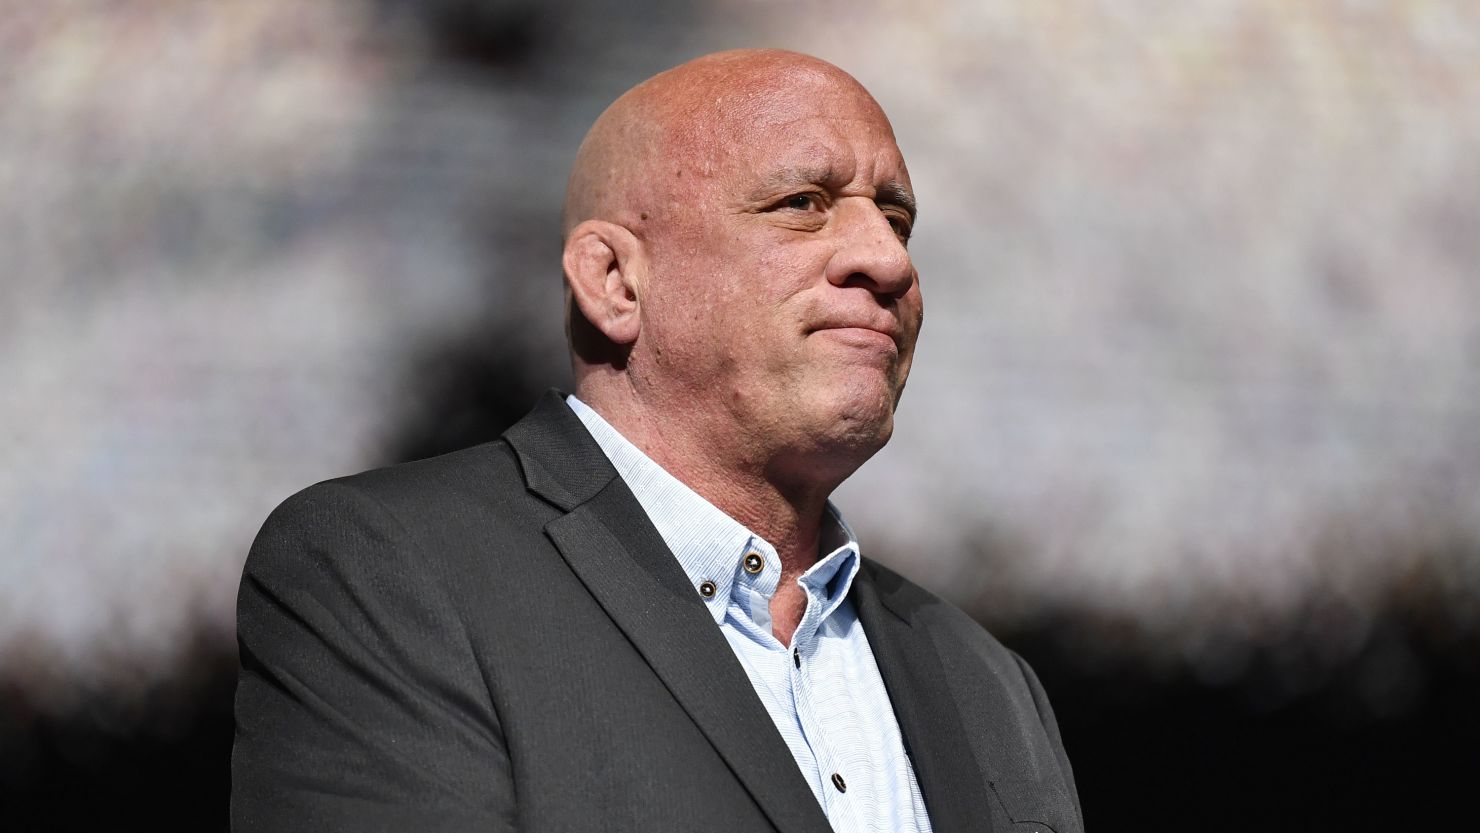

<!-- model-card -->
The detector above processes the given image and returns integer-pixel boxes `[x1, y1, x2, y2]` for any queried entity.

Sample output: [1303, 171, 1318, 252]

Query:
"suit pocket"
[989, 778, 1082, 833]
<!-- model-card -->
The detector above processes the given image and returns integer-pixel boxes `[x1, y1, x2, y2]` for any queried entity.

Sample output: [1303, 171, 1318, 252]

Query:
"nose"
[824, 199, 916, 299]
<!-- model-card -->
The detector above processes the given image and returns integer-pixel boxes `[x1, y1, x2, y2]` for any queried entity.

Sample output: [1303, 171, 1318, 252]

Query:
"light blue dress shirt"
[567, 395, 933, 833]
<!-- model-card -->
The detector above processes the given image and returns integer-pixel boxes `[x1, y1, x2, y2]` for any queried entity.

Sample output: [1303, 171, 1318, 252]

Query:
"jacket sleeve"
[232, 481, 515, 833]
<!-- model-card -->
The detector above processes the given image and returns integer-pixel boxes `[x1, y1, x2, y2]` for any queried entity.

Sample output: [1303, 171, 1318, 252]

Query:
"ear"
[562, 220, 645, 347]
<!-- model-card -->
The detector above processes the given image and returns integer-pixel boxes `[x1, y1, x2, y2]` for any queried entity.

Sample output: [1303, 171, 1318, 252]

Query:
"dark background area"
[5, 595, 1477, 831]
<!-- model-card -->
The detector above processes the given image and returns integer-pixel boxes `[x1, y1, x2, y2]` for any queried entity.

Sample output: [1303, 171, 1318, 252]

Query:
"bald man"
[233, 50, 1082, 833]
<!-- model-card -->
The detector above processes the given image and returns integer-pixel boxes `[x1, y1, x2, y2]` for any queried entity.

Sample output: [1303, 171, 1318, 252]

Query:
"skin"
[562, 49, 922, 645]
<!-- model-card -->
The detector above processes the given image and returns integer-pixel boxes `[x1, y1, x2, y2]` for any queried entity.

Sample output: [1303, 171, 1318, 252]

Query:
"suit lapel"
[505, 393, 832, 833]
[854, 562, 996, 833]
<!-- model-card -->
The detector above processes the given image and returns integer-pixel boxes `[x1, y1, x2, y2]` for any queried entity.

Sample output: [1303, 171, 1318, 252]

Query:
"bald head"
[561, 49, 889, 238]
[561, 48, 920, 491]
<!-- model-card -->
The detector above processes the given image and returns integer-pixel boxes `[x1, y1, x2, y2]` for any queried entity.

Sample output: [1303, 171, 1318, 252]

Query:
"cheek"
[643, 265, 746, 369]
[902, 280, 925, 333]
[754, 234, 823, 280]
[646, 224, 819, 359]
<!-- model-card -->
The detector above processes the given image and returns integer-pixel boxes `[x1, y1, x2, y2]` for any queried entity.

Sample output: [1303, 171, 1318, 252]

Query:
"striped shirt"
[568, 396, 933, 833]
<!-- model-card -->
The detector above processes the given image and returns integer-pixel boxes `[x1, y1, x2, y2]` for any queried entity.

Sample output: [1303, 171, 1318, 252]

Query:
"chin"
[809, 380, 899, 453]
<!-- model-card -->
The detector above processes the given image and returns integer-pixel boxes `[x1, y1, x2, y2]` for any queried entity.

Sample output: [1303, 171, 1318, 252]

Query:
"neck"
[575, 375, 846, 577]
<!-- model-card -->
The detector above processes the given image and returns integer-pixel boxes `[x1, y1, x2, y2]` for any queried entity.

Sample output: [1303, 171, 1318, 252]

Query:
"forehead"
[703, 78, 909, 186]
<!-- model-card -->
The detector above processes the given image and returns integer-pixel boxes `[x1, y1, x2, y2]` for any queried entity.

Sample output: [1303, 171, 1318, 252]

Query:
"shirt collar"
[566, 395, 862, 626]
[800, 509, 863, 625]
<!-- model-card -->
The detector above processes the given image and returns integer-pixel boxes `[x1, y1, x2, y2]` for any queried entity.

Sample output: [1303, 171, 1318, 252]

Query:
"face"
[634, 67, 923, 474]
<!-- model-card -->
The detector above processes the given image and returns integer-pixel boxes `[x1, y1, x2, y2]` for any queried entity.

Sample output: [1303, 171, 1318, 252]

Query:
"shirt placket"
[789, 582, 859, 828]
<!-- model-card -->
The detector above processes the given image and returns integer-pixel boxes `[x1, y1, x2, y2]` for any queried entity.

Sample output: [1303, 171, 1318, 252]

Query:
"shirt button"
[743, 551, 764, 574]
[830, 772, 847, 793]
[698, 580, 717, 598]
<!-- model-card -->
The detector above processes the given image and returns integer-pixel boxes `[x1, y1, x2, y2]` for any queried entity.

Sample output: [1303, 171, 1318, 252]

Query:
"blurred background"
[3, 1, 1477, 830]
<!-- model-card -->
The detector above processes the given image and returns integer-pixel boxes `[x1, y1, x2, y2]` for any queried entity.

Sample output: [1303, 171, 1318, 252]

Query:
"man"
[233, 49, 1082, 833]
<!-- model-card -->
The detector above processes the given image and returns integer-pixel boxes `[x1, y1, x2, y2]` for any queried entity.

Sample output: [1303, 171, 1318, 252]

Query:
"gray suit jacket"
[232, 392, 1083, 832]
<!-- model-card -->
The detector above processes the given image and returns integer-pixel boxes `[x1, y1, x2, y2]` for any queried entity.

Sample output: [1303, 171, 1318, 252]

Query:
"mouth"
[810, 324, 901, 352]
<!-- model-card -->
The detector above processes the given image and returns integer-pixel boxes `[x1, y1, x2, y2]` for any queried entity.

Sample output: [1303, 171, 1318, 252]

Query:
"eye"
[886, 212, 913, 242]
[779, 192, 824, 212]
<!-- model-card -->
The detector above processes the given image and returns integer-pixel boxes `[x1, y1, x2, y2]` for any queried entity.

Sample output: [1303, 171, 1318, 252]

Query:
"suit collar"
[564, 393, 764, 625]
[502, 389, 617, 510]
[502, 391, 834, 833]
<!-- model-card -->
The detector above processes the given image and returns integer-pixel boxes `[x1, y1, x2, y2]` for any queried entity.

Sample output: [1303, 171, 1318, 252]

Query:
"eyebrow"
[753, 165, 918, 222]
[877, 180, 917, 223]
[753, 164, 835, 196]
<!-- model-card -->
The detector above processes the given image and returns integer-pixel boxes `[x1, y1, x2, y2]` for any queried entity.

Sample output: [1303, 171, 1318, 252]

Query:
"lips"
[808, 321, 903, 354]
[809, 318, 902, 347]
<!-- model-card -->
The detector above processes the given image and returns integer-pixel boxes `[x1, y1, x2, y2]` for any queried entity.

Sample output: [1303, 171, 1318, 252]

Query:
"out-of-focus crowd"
[3, 0, 1477, 722]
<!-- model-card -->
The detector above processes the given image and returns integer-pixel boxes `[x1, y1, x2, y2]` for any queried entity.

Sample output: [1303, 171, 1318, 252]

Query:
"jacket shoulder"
[246, 439, 558, 597]
[273, 438, 551, 534]
[323, 440, 530, 519]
